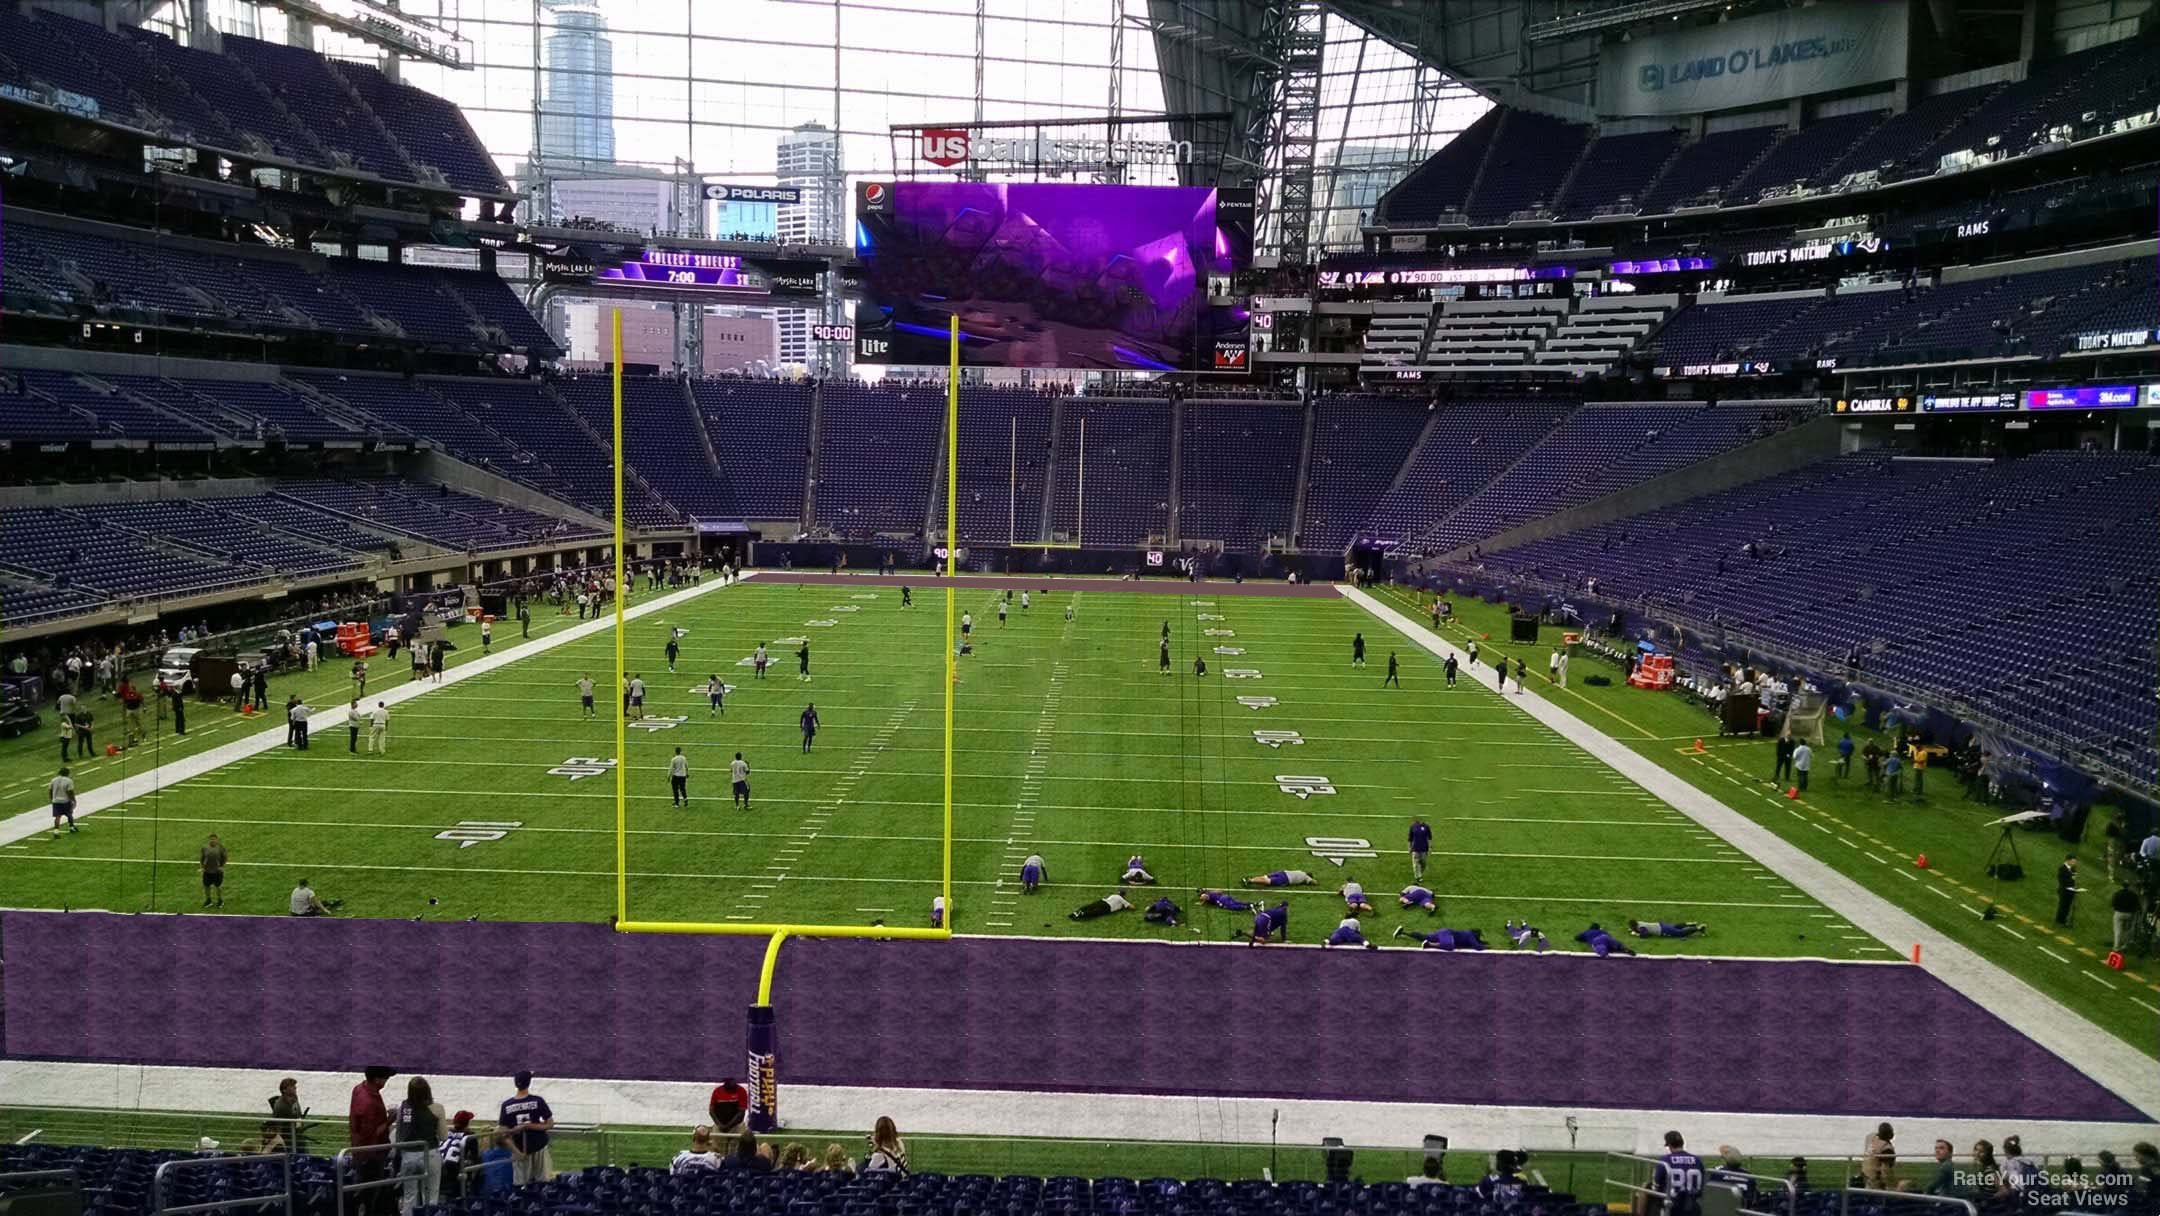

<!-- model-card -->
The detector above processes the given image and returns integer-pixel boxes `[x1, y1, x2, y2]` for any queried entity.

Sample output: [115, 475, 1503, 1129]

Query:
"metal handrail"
[151, 1153, 293, 1216]
[333, 1140, 428, 1216]
[1838, 1186, 1977, 1216]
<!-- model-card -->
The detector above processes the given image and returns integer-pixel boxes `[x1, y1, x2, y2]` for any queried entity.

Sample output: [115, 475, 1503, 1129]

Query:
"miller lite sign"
[920, 128, 971, 167]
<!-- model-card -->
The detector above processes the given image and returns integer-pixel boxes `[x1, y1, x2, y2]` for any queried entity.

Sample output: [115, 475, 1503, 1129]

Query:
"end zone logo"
[920, 128, 971, 167]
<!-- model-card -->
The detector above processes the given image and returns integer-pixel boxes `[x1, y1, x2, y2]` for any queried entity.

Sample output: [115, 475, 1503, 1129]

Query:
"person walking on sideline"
[2112, 884, 2141, 952]
[49, 767, 77, 837]
[670, 747, 690, 807]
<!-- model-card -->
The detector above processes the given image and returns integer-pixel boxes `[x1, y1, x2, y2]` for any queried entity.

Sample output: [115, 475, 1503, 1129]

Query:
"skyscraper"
[539, 0, 614, 166]
[774, 122, 840, 365]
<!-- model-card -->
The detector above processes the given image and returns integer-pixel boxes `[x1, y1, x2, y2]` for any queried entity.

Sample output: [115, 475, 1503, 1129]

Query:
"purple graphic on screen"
[859, 182, 1225, 370]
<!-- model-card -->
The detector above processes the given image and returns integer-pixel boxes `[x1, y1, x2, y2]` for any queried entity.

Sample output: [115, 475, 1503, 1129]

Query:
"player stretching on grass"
[1120, 855, 1158, 885]
[1244, 869, 1315, 888]
[1399, 885, 1437, 913]
[1234, 902, 1290, 945]
[1575, 923, 1638, 956]
[1505, 920, 1550, 951]
[1197, 888, 1253, 911]
[1323, 916, 1377, 949]
[1395, 926, 1488, 950]
[1068, 889, 1134, 920]
[1020, 854, 1047, 894]
[1339, 879, 1376, 916]
[1629, 918, 1708, 939]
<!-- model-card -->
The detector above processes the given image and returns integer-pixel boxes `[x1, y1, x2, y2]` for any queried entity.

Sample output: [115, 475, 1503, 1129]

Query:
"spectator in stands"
[778, 1144, 811, 1172]
[394, 1076, 445, 1216]
[721, 1132, 772, 1173]
[863, 1117, 909, 1174]
[708, 1078, 749, 1134]
[348, 1067, 395, 1215]
[438, 1112, 481, 1200]
[1924, 1140, 1957, 1196]
[478, 1133, 514, 1195]
[1862, 1123, 1896, 1191]
[1406, 1157, 1446, 1187]
[671, 1126, 723, 1173]
[820, 1144, 856, 1176]
[269, 1078, 305, 1153]
[2002, 1136, 2040, 1193]
[499, 1071, 556, 1184]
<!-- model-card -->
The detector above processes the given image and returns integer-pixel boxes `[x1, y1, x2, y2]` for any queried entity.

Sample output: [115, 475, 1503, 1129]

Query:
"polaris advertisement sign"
[1598, 0, 1910, 117]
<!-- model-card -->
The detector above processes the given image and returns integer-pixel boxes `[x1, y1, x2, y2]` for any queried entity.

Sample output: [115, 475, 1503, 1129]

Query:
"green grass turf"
[0, 578, 1877, 963]
[1364, 582, 2160, 1056]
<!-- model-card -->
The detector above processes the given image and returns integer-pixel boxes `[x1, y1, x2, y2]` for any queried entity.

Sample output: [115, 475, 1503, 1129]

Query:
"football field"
[0, 575, 1888, 960]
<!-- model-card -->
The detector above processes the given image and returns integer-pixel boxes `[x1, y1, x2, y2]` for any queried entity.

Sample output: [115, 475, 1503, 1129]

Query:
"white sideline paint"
[1336, 584, 2160, 1119]
[0, 574, 753, 848]
[0, 1059, 2148, 1158]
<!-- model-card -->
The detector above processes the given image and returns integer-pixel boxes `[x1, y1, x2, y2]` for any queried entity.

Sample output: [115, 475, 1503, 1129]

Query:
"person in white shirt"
[1792, 741, 1813, 791]
[304, 639, 318, 670]
[369, 702, 389, 754]
[1020, 590, 1030, 611]
[289, 878, 334, 916]
[576, 675, 596, 719]
[1555, 651, 1569, 688]
[49, 767, 77, 836]
[1067, 889, 1134, 920]
[2141, 832, 2160, 862]
[729, 753, 751, 808]
[930, 894, 946, 929]
[628, 675, 646, 719]
[288, 699, 311, 749]
[669, 747, 691, 807]
[671, 1127, 723, 1174]
[480, 619, 493, 655]
[230, 671, 247, 711]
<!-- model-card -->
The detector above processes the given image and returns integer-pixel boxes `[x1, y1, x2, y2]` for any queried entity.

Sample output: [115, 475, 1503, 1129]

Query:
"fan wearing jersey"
[1244, 869, 1315, 888]
[1477, 1151, 1530, 1207]
[1653, 1132, 1707, 1216]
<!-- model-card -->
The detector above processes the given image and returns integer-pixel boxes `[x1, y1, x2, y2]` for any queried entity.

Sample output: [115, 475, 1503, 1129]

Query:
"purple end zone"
[758, 573, 1340, 598]
[1, 912, 2142, 1122]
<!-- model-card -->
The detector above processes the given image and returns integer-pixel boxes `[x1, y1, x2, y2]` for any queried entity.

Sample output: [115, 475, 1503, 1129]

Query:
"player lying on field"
[1628, 918, 1707, 938]
[1244, 869, 1315, 887]
[1394, 926, 1488, 950]
[1576, 923, 1638, 956]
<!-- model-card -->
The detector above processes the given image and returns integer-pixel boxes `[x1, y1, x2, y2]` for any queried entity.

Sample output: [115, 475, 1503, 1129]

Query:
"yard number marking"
[1253, 730, 1304, 749]
[436, 820, 524, 849]
[628, 715, 690, 733]
[547, 757, 617, 781]
[1306, 835, 1377, 866]
[1214, 646, 1246, 656]
[1236, 696, 1278, 710]
[1276, 775, 1336, 799]
[1223, 668, 1263, 680]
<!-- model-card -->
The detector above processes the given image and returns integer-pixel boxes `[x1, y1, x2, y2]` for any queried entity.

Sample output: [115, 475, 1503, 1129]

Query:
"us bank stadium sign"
[917, 128, 1192, 169]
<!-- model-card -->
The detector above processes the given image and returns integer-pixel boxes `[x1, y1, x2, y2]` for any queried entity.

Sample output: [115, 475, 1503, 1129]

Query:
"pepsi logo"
[862, 183, 886, 204]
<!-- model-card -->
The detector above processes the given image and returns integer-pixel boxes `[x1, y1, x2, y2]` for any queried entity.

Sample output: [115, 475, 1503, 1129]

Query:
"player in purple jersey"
[1407, 819, 1432, 880]
[1197, 889, 1253, 912]
[1339, 879, 1375, 915]
[1143, 896, 1182, 926]
[1322, 916, 1376, 949]
[1394, 926, 1487, 950]
[1121, 855, 1158, 885]
[1575, 923, 1637, 956]
[1398, 885, 1437, 912]
[1629, 918, 1707, 939]
[1235, 902, 1290, 945]
[930, 896, 945, 929]
[1244, 869, 1315, 887]
[1653, 1131, 1707, 1216]
[1020, 854, 1047, 894]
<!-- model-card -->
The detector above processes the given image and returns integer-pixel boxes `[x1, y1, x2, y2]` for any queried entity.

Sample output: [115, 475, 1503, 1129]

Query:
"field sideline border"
[1336, 584, 2160, 1119]
[0, 573, 753, 848]
[1, 1058, 2147, 1158]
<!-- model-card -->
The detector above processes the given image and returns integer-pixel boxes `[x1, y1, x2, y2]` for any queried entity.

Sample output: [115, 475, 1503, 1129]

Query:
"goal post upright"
[612, 308, 628, 928]
[610, 316, 960, 1135]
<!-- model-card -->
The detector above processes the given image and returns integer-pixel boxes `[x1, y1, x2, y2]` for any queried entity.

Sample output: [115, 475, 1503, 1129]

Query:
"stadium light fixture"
[1526, 0, 1736, 43]
[252, 0, 473, 69]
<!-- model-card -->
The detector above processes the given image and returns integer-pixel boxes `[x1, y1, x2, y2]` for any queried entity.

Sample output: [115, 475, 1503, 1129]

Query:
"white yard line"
[1, 576, 753, 848]
[1338, 584, 2160, 1118]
